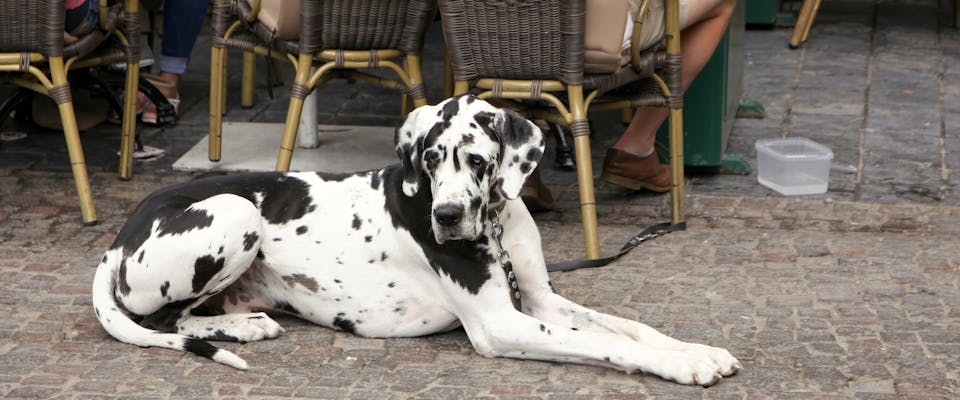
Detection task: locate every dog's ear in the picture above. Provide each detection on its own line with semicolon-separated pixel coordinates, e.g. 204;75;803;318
394;104;437;197
487;109;545;200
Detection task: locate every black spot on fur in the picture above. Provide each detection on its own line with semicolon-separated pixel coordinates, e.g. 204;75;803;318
137;250;145;264
364;235;373;242
296;226;308;235
469;196;482;214
540;324;546;332
333;316;356;334
183;338;218;360
381;251;388;261
206;329;240;342
274;301;300;315
498;110;536;148
218;246;224;254
441;97;461;122
140;298;197;332
256;250;265;259
352;214;362;230
526;147;543;161
157;208;214;238
118;260;131;296
160;281;170;297
192;255;225;293
273;238;282;242
370;171;382;191
388;282;396;288
520;162;531;174
281;274;320;293
243;231;259;251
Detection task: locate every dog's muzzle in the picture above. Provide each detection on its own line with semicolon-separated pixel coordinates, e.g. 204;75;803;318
432;202;478;243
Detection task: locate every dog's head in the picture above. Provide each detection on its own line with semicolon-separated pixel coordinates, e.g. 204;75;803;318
395;95;545;244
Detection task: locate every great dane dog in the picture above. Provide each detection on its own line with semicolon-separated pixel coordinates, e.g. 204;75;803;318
92;95;740;386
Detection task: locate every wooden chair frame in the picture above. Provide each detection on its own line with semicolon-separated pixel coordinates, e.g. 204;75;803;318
441;0;684;259
208;0;435;171
0;0;141;225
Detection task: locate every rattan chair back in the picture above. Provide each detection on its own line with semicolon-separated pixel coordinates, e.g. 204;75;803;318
0;0;64;55
440;0;584;85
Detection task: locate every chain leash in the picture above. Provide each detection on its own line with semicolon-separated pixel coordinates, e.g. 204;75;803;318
489;210;522;311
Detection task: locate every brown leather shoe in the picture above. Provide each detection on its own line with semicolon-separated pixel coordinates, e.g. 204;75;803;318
521;169;554;211
600;147;671;192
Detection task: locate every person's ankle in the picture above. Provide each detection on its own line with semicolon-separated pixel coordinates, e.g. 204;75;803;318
156;72;181;98
612;145;655;158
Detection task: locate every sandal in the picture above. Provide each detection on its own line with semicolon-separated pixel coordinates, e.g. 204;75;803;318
137;73;179;125
140;93;180;125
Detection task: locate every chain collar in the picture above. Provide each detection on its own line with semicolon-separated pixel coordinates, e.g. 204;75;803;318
489;209;521;311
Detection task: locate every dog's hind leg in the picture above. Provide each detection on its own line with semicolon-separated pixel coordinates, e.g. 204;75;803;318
116;193;282;342
175;312;284;343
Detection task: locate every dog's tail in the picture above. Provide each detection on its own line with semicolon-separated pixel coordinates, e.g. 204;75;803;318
91;250;248;370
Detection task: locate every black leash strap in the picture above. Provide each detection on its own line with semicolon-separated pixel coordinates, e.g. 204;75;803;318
546;221;686;272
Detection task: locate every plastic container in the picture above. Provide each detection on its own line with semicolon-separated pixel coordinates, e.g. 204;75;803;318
755;137;833;195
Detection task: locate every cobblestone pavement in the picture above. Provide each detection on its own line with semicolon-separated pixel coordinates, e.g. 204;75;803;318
1;172;959;399
2;0;960;398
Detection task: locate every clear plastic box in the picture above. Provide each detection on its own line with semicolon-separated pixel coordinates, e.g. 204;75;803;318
755;137;834;196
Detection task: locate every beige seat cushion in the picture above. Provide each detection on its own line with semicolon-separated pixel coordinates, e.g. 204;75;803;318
584;0;631;74
248;0;301;41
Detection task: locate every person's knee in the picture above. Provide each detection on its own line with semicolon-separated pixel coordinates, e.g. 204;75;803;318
715;0;736;18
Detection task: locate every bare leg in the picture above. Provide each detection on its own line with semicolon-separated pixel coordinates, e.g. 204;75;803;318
614;0;736;154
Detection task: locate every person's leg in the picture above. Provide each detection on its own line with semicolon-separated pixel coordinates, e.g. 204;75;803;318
155;0;210;97
613;0;736;155
140;0;209;126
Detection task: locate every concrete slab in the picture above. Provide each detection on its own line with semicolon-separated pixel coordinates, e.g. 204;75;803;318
172;122;398;173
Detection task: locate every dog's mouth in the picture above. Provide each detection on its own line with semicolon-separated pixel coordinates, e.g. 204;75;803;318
432;225;481;245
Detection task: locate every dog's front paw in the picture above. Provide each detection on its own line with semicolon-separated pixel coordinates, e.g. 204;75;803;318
683;344;741;377
648;348;740;387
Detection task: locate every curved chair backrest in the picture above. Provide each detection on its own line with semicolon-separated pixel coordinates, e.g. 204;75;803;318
0;0;63;56
439;0;585;85
298;0;436;54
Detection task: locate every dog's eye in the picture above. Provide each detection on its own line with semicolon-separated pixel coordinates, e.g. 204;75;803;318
468;155;486;170
423;151;440;170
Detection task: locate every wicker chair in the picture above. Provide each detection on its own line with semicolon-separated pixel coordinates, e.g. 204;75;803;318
208;0;437;171
439;0;685;259
0;0;142;225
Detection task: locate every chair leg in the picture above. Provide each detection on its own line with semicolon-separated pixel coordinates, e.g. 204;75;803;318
241;51;255;108
571;133;600;259
567;85;600;259
118;62;140;180
209;45;226;161
405;55;429;108
789;0;820;49
276;53;315;171
49;58;96;225
277;96;306;171
800;0;821;45
667;107;685;225
118;0;140;180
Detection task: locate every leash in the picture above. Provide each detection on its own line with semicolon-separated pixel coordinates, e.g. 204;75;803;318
546;221;686;272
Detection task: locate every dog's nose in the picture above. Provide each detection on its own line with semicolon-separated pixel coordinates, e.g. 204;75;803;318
434;204;464;227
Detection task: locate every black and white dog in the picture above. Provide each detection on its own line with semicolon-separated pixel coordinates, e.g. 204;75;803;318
92;95;739;386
